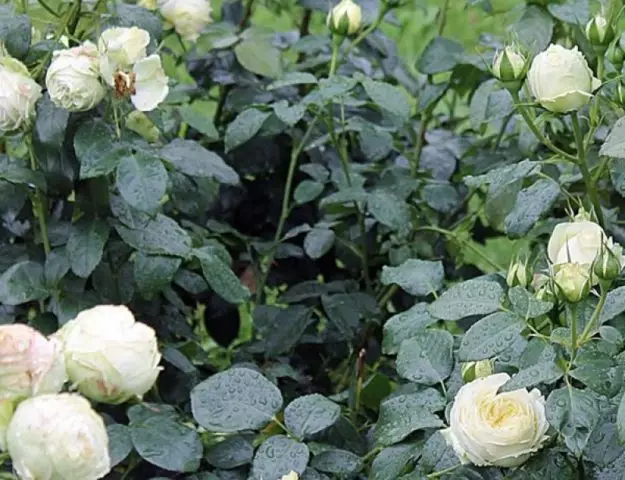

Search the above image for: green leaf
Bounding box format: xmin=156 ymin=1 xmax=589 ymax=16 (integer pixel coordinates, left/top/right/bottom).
xmin=254 ymin=305 xmax=312 ymax=355
xmin=416 ymin=37 xmax=464 ymax=74
xmin=546 ymin=387 xmax=600 ymax=456
xmin=178 ymin=105 xmax=219 ymax=140
xmin=0 ymin=155 xmax=46 ymax=192
xmin=234 ymin=39 xmax=282 ymax=78
xmin=599 ymin=286 xmax=625 ymax=324
xmin=273 ymin=100 xmax=307 ymax=127
xmin=67 ymin=218 xmax=110 ymax=278
xmin=284 ymin=394 xmax=341 ymax=439
xmin=134 ymin=253 xmax=181 ymax=297
xmin=160 ymin=139 xmax=239 ymax=185
xmin=429 ymin=276 xmax=505 ymax=321
xmin=499 ymin=362 xmax=563 ymax=392
xmin=321 ymin=293 xmax=379 ymax=341
xmin=382 ymin=303 xmax=437 ymax=355
xmin=610 ymin=158 xmax=625 ymax=196
xmin=107 ymin=424 xmax=134 ymax=468
xmin=44 ymin=249 xmax=70 ymax=287
xmin=206 ymin=436 xmax=254 ymax=469
xmin=304 ymin=228 xmax=335 ymax=259
xmin=600 ymin=117 xmax=625 ymax=158
xmin=380 ymin=259 xmax=444 ymax=297
xmin=375 ymin=389 xmax=445 ymax=446
xmin=194 ymin=245 xmax=250 ymax=304
xmin=468 ymin=79 xmax=514 ymax=132
xmin=267 ymin=72 xmax=318 ymax=90
xmin=0 ymin=6 xmax=31 ymax=58
xmin=114 ymin=214 xmax=192 ymax=258
xmin=35 ymin=95 xmax=69 ymax=148
xmin=464 ymin=159 xmax=539 ymax=191
xmin=251 ymin=435 xmax=309 ymax=480
xmin=130 ymin=416 xmax=202 ymax=472
xmin=190 ymin=368 xmax=283 ymax=432
xmin=396 ymin=330 xmax=454 ymax=385
xmin=74 ymin=120 xmax=124 ymax=179
xmin=511 ymin=5 xmax=554 ymax=52
xmin=0 ymin=261 xmax=48 ymax=305
xmin=508 ymin=286 xmax=554 ymax=319
xmin=368 ymin=191 xmax=412 ymax=231
xmin=504 ymin=180 xmax=560 ymax=237
xmin=311 ymin=449 xmax=363 ymax=476
xmin=111 ymin=4 xmax=163 ymax=42
xmin=617 ymin=394 xmax=625 ymax=443
xmin=294 ymin=180 xmax=324 ymax=205
xmin=458 ymin=312 xmax=525 ymax=361
xmin=547 ymin=0 xmax=589 ymax=24
xmin=570 ymin=362 xmax=623 ymax=398
xmin=116 ymin=151 xmax=167 ymax=212
xmin=361 ymin=78 xmax=411 ymax=122
xmin=225 ymin=109 xmax=272 ymax=152
xmin=371 ymin=444 xmax=420 ymax=480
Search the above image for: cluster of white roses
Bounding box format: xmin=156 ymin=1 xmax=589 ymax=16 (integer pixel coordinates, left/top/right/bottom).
xmin=0 ymin=26 xmax=168 ymax=135
xmin=139 ymin=0 xmax=212 ymax=42
xmin=0 ymin=305 xmax=161 ymax=480
xmin=544 ymin=209 xmax=624 ymax=302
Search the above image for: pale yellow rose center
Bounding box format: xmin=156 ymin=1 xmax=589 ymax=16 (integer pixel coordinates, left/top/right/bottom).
xmin=483 ymin=397 xmax=521 ymax=427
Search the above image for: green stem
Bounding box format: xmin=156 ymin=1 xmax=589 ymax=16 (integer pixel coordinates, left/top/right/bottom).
xmin=255 ymin=117 xmax=320 ymax=303
xmin=571 ymin=112 xmax=605 ymax=227
xmin=26 ymin=137 xmax=51 ymax=256
xmin=411 ymin=116 xmax=429 ymax=176
xmin=511 ymin=91 xmax=577 ymax=162
xmin=343 ymin=6 xmax=388 ymax=57
xmin=427 ymin=464 xmax=462 ymax=479
xmin=436 ymin=0 xmax=450 ymax=36
xmin=37 ymin=0 xmax=60 ymax=17
xmin=569 ymin=303 xmax=579 ymax=362
xmin=579 ymin=285 xmax=608 ymax=344
xmin=329 ymin=35 xmax=342 ymax=76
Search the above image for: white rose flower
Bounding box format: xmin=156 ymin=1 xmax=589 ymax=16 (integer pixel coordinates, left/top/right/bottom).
xmin=0 ymin=57 xmax=42 ymax=134
xmin=327 ymin=0 xmax=362 ymax=35
xmin=0 ymin=324 xmax=66 ymax=402
xmin=547 ymin=213 xmax=624 ymax=275
xmin=158 ymin=0 xmax=212 ymax=42
xmin=7 ymin=393 xmax=110 ymax=480
xmin=116 ymin=54 xmax=169 ymax=112
xmin=98 ymin=26 xmax=150 ymax=86
xmin=45 ymin=41 xmax=106 ymax=112
xmin=528 ymin=44 xmax=601 ymax=113
xmin=441 ymin=373 xmax=549 ymax=468
xmin=56 ymin=305 xmax=162 ymax=404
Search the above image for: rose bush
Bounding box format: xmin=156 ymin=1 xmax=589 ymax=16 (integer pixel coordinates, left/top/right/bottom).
xmin=3 ymin=0 xmax=625 ymax=478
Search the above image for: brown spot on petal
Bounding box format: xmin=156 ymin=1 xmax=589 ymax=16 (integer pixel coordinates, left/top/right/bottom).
xmin=113 ymin=71 xmax=137 ymax=97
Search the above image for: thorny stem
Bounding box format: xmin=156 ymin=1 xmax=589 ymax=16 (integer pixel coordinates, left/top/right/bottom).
xmin=571 ymin=112 xmax=606 ymax=227
xmin=26 ymin=136 xmax=51 ymax=256
xmin=255 ymin=117 xmax=320 ymax=303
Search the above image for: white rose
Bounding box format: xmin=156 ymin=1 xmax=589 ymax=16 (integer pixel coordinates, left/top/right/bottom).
xmin=441 ymin=373 xmax=549 ymax=468
xmin=0 ymin=57 xmax=42 ymax=134
xmin=528 ymin=44 xmax=601 ymax=113
xmin=117 ymin=54 xmax=169 ymax=112
xmin=158 ymin=0 xmax=212 ymax=42
xmin=45 ymin=41 xmax=106 ymax=112
xmin=553 ymin=262 xmax=591 ymax=303
xmin=0 ymin=324 xmax=66 ymax=402
xmin=56 ymin=305 xmax=162 ymax=404
xmin=548 ymin=214 xmax=624 ymax=274
xmin=7 ymin=393 xmax=110 ymax=480
xmin=98 ymin=26 xmax=150 ymax=86
xmin=327 ymin=0 xmax=362 ymax=35
xmin=281 ymin=472 xmax=299 ymax=480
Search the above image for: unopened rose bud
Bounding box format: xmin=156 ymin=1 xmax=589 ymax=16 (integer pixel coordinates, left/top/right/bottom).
xmin=492 ymin=46 xmax=527 ymax=84
xmin=553 ymin=263 xmax=590 ymax=303
xmin=461 ymin=360 xmax=494 ymax=383
xmin=506 ymin=258 xmax=532 ymax=288
xmin=55 ymin=305 xmax=162 ymax=405
xmin=585 ymin=14 xmax=615 ymax=48
xmin=607 ymin=38 xmax=625 ymax=67
xmin=126 ymin=110 xmax=161 ymax=142
xmin=327 ymin=0 xmax=362 ymax=36
xmin=593 ymin=240 xmax=624 ymax=281
xmin=158 ymin=0 xmax=212 ymax=43
xmin=7 ymin=394 xmax=111 ymax=479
